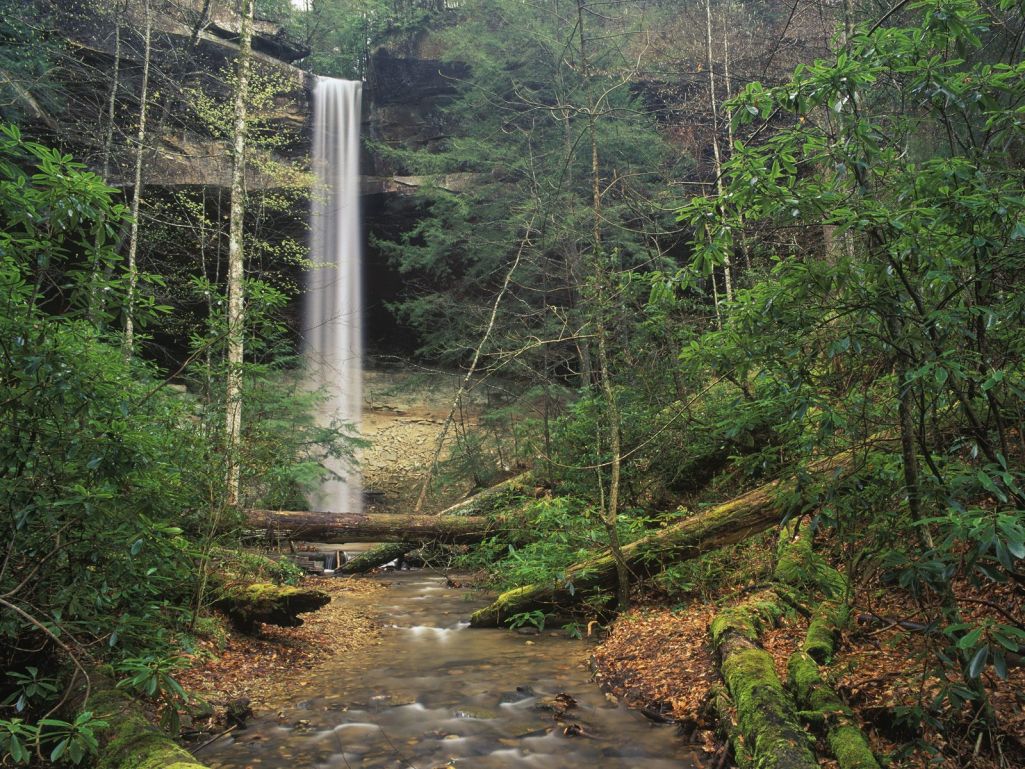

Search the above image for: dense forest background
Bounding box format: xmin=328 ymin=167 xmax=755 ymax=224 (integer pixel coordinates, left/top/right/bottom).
xmin=3 ymin=0 xmax=1025 ymax=767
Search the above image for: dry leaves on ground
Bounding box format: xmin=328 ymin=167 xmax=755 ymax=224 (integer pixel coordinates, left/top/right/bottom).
xmin=178 ymin=576 xmax=383 ymax=713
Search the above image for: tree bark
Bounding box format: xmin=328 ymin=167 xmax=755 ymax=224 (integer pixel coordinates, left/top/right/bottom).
xmin=336 ymin=542 xmax=415 ymax=574
xmin=244 ymin=510 xmax=495 ymax=544
xmin=122 ymin=0 xmax=150 ymax=358
xmin=575 ymin=0 xmax=630 ymax=612
xmin=224 ymin=0 xmax=254 ymax=508
xmin=469 ymin=440 xmax=888 ymax=626
xmin=705 ymin=0 xmax=733 ymax=302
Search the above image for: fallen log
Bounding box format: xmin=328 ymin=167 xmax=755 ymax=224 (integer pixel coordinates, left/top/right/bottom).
xmin=436 ymin=471 xmax=535 ymax=516
xmin=711 ymin=587 xmax=818 ymax=769
xmin=336 ymin=542 xmax=415 ymax=574
xmin=82 ymin=674 xmax=211 ymax=769
xmin=470 ymin=443 xmax=882 ymax=626
xmin=246 ymin=472 xmax=535 ymax=543
xmin=708 ymin=525 xmax=846 ymax=769
xmin=213 ymin=583 xmax=330 ymax=632
xmin=244 ymin=510 xmax=493 ymax=543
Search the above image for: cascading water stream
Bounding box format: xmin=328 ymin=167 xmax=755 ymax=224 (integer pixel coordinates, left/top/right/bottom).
xmin=304 ymin=78 xmax=363 ymax=515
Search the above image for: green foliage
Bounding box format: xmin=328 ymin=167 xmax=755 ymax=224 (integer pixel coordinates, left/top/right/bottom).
xmin=218 ymin=550 xmax=305 ymax=587
xmin=506 ymin=610 xmax=546 ymax=631
xmin=460 ymin=495 xmax=652 ymax=592
xmin=0 ymin=710 xmax=107 ymax=767
xmin=0 ymin=125 xmax=323 ymax=758
xmin=377 ymin=0 xmax=682 ymax=373
xmin=282 ymin=0 xmax=439 ymax=79
xmin=39 ymin=711 xmax=107 ymax=765
xmin=673 ymin=0 xmax=1025 ymax=740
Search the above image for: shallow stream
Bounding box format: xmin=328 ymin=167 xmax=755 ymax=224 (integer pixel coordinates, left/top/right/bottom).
xmin=202 ymin=571 xmax=694 ymax=769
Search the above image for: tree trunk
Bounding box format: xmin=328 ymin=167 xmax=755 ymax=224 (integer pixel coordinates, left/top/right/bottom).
xmin=705 ymin=0 xmax=732 ymax=304
xmin=88 ymin=4 xmax=122 ymax=322
xmin=336 ymin=542 xmax=415 ymax=574
xmin=576 ymin=0 xmax=630 ymax=612
xmin=412 ymin=220 xmax=535 ymax=513
xmin=122 ymin=0 xmax=151 ymax=358
xmin=225 ymin=0 xmax=254 ymax=508
xmin=244 ymin=510 xmax=494 ymax=544
xmin=469 ymin=440 xmax=889 ymax=626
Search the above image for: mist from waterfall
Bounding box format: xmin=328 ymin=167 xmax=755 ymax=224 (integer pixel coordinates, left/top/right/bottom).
xmin=305 ymin=77 xmax=363 ymax=514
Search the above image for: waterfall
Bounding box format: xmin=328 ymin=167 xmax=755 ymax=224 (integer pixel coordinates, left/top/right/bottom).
xmin=304 ymin=77 xmax=363 ymax=514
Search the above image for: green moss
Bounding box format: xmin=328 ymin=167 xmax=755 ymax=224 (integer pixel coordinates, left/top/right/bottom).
xmin=774 ymin=527 xmax=846 ymax=599
xmin=828 ymin=725 xmax=882 ymax=769
xmin=710 ymin=590 xmax=786 ymax=648
xmin=787 ymin=651 xmax=881 ymax=769
xmin=88 ymin=680 xmax=208 ymax=769
xmin=721 ymin=646 xmax=818 ymax=769
xmin=803 ymin=600 xmax=850 ymax=664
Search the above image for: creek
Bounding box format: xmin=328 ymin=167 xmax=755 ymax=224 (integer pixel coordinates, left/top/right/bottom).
xmin=201 ymin=570 xmax=695 ymax=769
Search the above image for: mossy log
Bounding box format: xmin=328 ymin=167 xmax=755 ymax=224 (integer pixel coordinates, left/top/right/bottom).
xmin=786 ymin=577 xmax=880 ymax=769
xmin=711 ymin=591 xmax=819 ymax=769
xmin=787 ymin=651 xmax=880 ymax=769
xmin=83 ymin=675 xmax=210 ymax=769
xmin=213 ymin=583 xmax=330 ymax=631
xmin=435 ymin=471 xmax=535 ymax=516
xmin=336 ymin=542 xmax=415 ymax=574
xmin=706 ymin=526 xmax=843 ymax=769
xmin=244 ymin=510 xmax=493 ymax=543
xmin=470 ymin=444 xmax=875 ymax=626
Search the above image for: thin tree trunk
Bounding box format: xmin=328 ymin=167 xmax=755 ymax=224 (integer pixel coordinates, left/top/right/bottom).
xmin=412 ymin=217 xmax=536 ymax=513
xmin=123 ymin=0 xmax=151 ymax=358
xmin=720 ymin=6 xmax=750 ymax=275
xmin=576 ymin=0 xmax=629 ymax=610
xmin=89 ymin=7 xmax=122 ymax=322
xmin=705 ymin=0 xmax=733 ymax=302
xmin=225 ymin=0 xmax=255 ymax=508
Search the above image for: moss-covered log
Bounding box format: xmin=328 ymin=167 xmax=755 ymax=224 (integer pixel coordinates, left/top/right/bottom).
xmin=244 ymin=510 xmax=494 ymax=543
xmin=336 ymin=542 xmax=415 ymax=574
xmin=83 ymin=676 xmax=210 ymax=769
xmin=435 ymin=471 xmax=535 ymax=517
xmin=787 ymin=651 xmax=880 ymax=769
xmin=705 ymin=525 xmax=845 ymax=769
xmin=213 ymin=583 xmax=330 ymax=631
xmin=470 ymin=444 xmax=876 ymax=626
xmin=786 ymin=575 xmax=880 ymax=769
xmin=710 ymin=590 xmax=819 ymax=769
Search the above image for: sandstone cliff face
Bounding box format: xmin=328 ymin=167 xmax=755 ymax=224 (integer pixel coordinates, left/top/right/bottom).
xmin=42 ymin=0 xmax=309 ymax=190
xmin=41 ymin=0 xmax=465 ymax=195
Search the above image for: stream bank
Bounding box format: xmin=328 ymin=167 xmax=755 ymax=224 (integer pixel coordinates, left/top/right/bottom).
xmin=190 ymin=571 xmax=695 ymax=769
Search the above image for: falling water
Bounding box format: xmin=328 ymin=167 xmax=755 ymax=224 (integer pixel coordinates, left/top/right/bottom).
xmin=304 ymin=78 xmax=363 ymax=514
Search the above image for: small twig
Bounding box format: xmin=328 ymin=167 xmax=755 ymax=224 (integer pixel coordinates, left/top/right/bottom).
xmin=190 ymin=724 xmax=238 ymax=754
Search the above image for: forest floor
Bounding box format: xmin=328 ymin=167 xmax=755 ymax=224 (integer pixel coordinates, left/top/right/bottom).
xmin=590 ymin=536 xmax=1025 ymax=769
xmin=178 ymin=576 xmax=384 ymax=720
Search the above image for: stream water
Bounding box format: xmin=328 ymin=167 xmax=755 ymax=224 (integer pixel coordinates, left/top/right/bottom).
xmin=202 ymin=571 xmax=695 ymax=769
